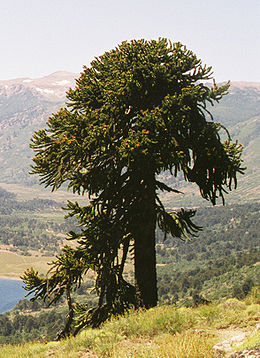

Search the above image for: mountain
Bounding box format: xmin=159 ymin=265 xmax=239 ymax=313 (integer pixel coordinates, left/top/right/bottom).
xmin=208 ymin=82 xmax=260 ymax=203
xmin=0 ymin=74 xmax=259 ymax=203
xmin=0 ymin=71 xmax=77 ymax=102
xmin=0 ymin=72 xmax=78 ymax=184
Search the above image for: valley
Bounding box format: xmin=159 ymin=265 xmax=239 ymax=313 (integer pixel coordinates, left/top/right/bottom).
xmin=0 ymin=73 xmax=259 ymax=351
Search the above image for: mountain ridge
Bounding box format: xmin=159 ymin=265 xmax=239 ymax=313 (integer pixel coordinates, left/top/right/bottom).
xmin=0 ymin=71 xmax=78 ymax=101
xmin=0 ymin=72 xmax=259 ymax=202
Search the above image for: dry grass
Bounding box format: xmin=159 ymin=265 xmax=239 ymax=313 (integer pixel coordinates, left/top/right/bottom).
xmin=0 ymin=291 xmax=259 ymax=358
xmin=0 ymin=251 xmax=54 ymax=279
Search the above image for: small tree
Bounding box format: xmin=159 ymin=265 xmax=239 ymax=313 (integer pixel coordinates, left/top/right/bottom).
xmin=22 ymin=246 xmax=86 ymax=338
xmin=23 ymin=39 xmax=244 ymax=332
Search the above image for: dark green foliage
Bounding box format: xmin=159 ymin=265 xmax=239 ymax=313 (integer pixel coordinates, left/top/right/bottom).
xmin=156 ymin=203 xmax=260 ymax=304
xmin=157 ymin=202 xmax=260 ymax=264
xmin=0 ymin=308 xmax=65 ymax=344
xmin=158 ymin=248 xmax=259 ymax=303
xmin=23 ymin=39 xmax=244 ymax=335
xmin=242 ymin=278 xmax=254 ymax=296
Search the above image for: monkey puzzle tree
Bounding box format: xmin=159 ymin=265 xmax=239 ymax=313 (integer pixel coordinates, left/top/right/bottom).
xmin=23 ymin=39 xmax=244 ymax=330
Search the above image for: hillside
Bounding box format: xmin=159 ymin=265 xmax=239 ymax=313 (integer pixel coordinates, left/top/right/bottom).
xmin=156 ymin=202 xmax=260 ymax=304
xmin=0 ymin=293 xmax=259 ymax=358
xmin=0 ymin=72 xmax=77 ymax=185
xmin=0 ymin=198 xmax=258 ymax=345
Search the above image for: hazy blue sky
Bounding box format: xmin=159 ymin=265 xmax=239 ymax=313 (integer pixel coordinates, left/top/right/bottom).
xmin=0 ymin=0 xmax=259 ymax=81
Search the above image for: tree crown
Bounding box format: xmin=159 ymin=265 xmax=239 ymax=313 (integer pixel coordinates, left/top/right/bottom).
xmin=26 ymin=39 xmax=245 ymax=330
xmin=31 ymin=38 xmax=243 ymax=205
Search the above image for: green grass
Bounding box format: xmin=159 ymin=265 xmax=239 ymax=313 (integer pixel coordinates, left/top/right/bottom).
xmin=0 ymin=292 xmax=259 ymax=358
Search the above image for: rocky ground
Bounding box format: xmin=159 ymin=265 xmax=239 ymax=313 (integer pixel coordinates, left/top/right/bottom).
xmin=214 ymin=324 xmax=260 ymax=357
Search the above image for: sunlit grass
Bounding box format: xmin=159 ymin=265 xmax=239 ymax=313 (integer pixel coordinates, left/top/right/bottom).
xmin=0 ymin=292 xmax=259 ymax=358
xmin=153 ymin=331 xmax=216 ymax=358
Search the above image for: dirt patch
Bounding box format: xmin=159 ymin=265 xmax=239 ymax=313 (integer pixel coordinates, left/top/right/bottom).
xmin=214 ymin=325 xmax=259 ymax=357
xmin=216 ymin=327 xmax=252 ymax=342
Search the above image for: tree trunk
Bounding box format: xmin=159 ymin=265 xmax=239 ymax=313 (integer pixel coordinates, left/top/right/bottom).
xmin=57 ymin=285 xmax=74 ymax=340
xmin=133 ymin=171 xmax=158 ymax=308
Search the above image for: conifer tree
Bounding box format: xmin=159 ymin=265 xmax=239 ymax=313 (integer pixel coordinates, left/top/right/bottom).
xmin=23 ymin=39 xmax=244 ymax=332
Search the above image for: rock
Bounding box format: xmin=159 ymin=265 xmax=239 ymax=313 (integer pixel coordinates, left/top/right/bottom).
xmin=227 ymin=348 xmax=260 ymax=357
xmin=214 ymin=340 xmax=232 ymax=355
xmin=255 ymin=323 xmax=260 ymax=333
xmin=214 ymin=323 xmax=260 ymax=357
xmin=213 ymin=333 xmax=246 ymax=356
xmin=231 ymin=333 xmax=246 ymax=344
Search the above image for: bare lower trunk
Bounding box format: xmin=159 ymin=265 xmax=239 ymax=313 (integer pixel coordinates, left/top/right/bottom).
xmin=57 ymin=285 xmax=74 ymax=340
xmin=133 ymin=172 xmax=158 ymax=308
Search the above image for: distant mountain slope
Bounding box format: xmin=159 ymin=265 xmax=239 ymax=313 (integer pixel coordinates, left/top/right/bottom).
xmin=161 ymin=82 xmax=260 ymax=206
xmin=0 ymin=74 xmax=259 ymax=202
xmin=204 ymin=82 xmax=260 ymax=204
xmin=211 ymin=82 xmax=260 ymax=126
xmin=0 ymin=71 xmax=77 ymax=102
xmin=0 ymin=72 xmax=77 ymax=184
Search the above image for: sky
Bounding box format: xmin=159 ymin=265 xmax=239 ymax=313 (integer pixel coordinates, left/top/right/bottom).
xmin=0 ymin=0 xmax=259 ymax=82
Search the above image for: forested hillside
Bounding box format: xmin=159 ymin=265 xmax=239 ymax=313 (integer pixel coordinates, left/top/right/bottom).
xmin=157 ymin=202 xmax=260 ymax=304
xmin=0 ymin=187 xmax=77 ymax=256
xmin=0 ymin=201 xmax=258 ymax=344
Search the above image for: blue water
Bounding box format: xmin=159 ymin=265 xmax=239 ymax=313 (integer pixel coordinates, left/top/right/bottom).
xmin=0 ymin=279 xmax=27 ymax=313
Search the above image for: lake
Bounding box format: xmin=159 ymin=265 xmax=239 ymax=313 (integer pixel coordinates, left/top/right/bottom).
xmin=0 ymin=278 xmax=27 ymax=313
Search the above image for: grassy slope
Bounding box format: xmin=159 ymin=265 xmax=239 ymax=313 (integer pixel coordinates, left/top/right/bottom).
xmin=0 ymin=292 xmax=259 ymax=358
xmin=0 ymin=251 xmax=53 ymax=279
